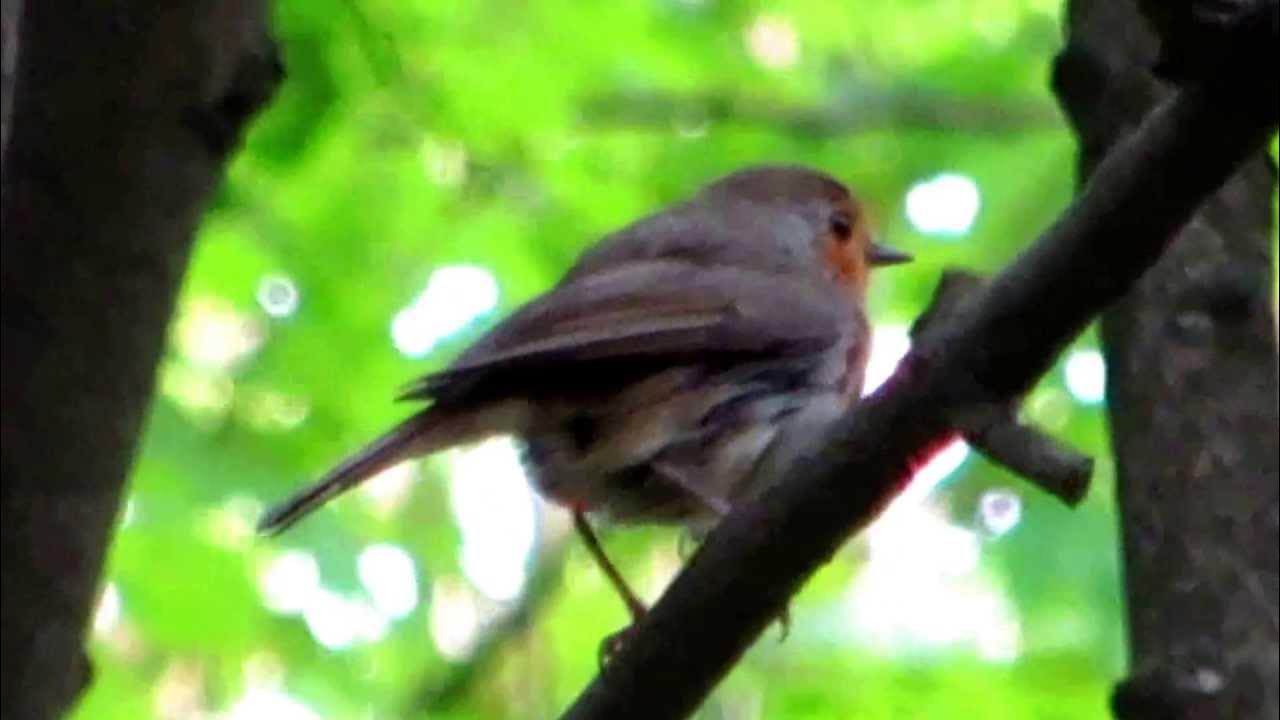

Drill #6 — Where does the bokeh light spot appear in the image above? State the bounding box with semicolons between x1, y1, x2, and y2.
976;605;1023;663
174;297;265;370
870;504;981;578
226;688;321;720
1064;349;1107;404
978;488;1023;537
360;461;418;518
93;582;121;636
905;173;981;237
159;360;235;424
122;497;138;527
301;588;389;650
745;14;800;69
258;550;320;616
850;502;1021;661
203;495;262;549
357;543;419;620
240;389;311;432
391;265;499;358
863;325;912;396
430;578;482;661
152;659;205;719
256;274;300;319
242;651;285;687
260;551;400;650
448;438;537;602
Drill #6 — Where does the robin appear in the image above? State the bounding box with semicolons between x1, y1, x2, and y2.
259;164;911;630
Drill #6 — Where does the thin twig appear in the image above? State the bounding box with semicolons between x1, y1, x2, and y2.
911;270;1093;506
583;84;1060;137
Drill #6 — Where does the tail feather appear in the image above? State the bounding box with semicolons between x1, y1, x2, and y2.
258;415;426;535
258;411;444;535
259;402;525;535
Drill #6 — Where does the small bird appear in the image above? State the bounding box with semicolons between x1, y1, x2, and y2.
259;165;910;627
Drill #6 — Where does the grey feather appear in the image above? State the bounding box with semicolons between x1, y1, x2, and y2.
398;260;853;404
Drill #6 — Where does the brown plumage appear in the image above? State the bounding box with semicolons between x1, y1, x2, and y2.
259;164;910;621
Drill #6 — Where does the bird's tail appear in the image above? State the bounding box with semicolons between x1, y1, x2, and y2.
257;406;494;535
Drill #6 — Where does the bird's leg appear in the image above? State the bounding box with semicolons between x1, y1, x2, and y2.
572;510;646;620
572;510;647;666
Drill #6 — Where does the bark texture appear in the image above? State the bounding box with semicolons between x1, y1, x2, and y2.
1055;2;1279;718
0;2;279;718
1;0;18;163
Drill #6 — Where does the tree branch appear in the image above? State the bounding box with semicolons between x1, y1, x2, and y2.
0;2;280;718
561;7;1277;718
911;270;1094;505
582;84;1060;138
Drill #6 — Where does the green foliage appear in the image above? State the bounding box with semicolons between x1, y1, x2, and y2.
72;0;1254;717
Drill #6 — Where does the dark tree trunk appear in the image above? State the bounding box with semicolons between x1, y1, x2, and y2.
0;2;279;718
1;0;18;162
1055;2;1279;718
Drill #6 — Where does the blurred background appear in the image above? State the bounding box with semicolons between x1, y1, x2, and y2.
72;1;1200;717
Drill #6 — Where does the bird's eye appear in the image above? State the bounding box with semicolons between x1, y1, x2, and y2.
830;212;854;242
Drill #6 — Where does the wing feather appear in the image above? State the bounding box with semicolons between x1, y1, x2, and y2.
399;260;849;404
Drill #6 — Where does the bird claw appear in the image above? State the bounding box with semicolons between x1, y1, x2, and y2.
777;605;792;642
598;623;639;669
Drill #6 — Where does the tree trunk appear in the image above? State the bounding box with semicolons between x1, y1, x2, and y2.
1055;2;1279;718
1;0;19;163
0;2;279;718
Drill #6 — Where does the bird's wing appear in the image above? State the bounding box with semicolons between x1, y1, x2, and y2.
398;260;851;404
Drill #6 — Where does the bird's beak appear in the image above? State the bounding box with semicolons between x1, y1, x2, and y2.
867;241;913;267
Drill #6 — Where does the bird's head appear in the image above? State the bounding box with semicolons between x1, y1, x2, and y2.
698;165;912;294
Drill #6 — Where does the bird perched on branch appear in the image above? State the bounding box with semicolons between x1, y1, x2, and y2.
259;164;910;638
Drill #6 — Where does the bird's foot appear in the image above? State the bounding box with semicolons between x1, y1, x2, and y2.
598;615;644;669
777;604;792;642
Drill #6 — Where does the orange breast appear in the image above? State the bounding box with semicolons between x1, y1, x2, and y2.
822;235;868;292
